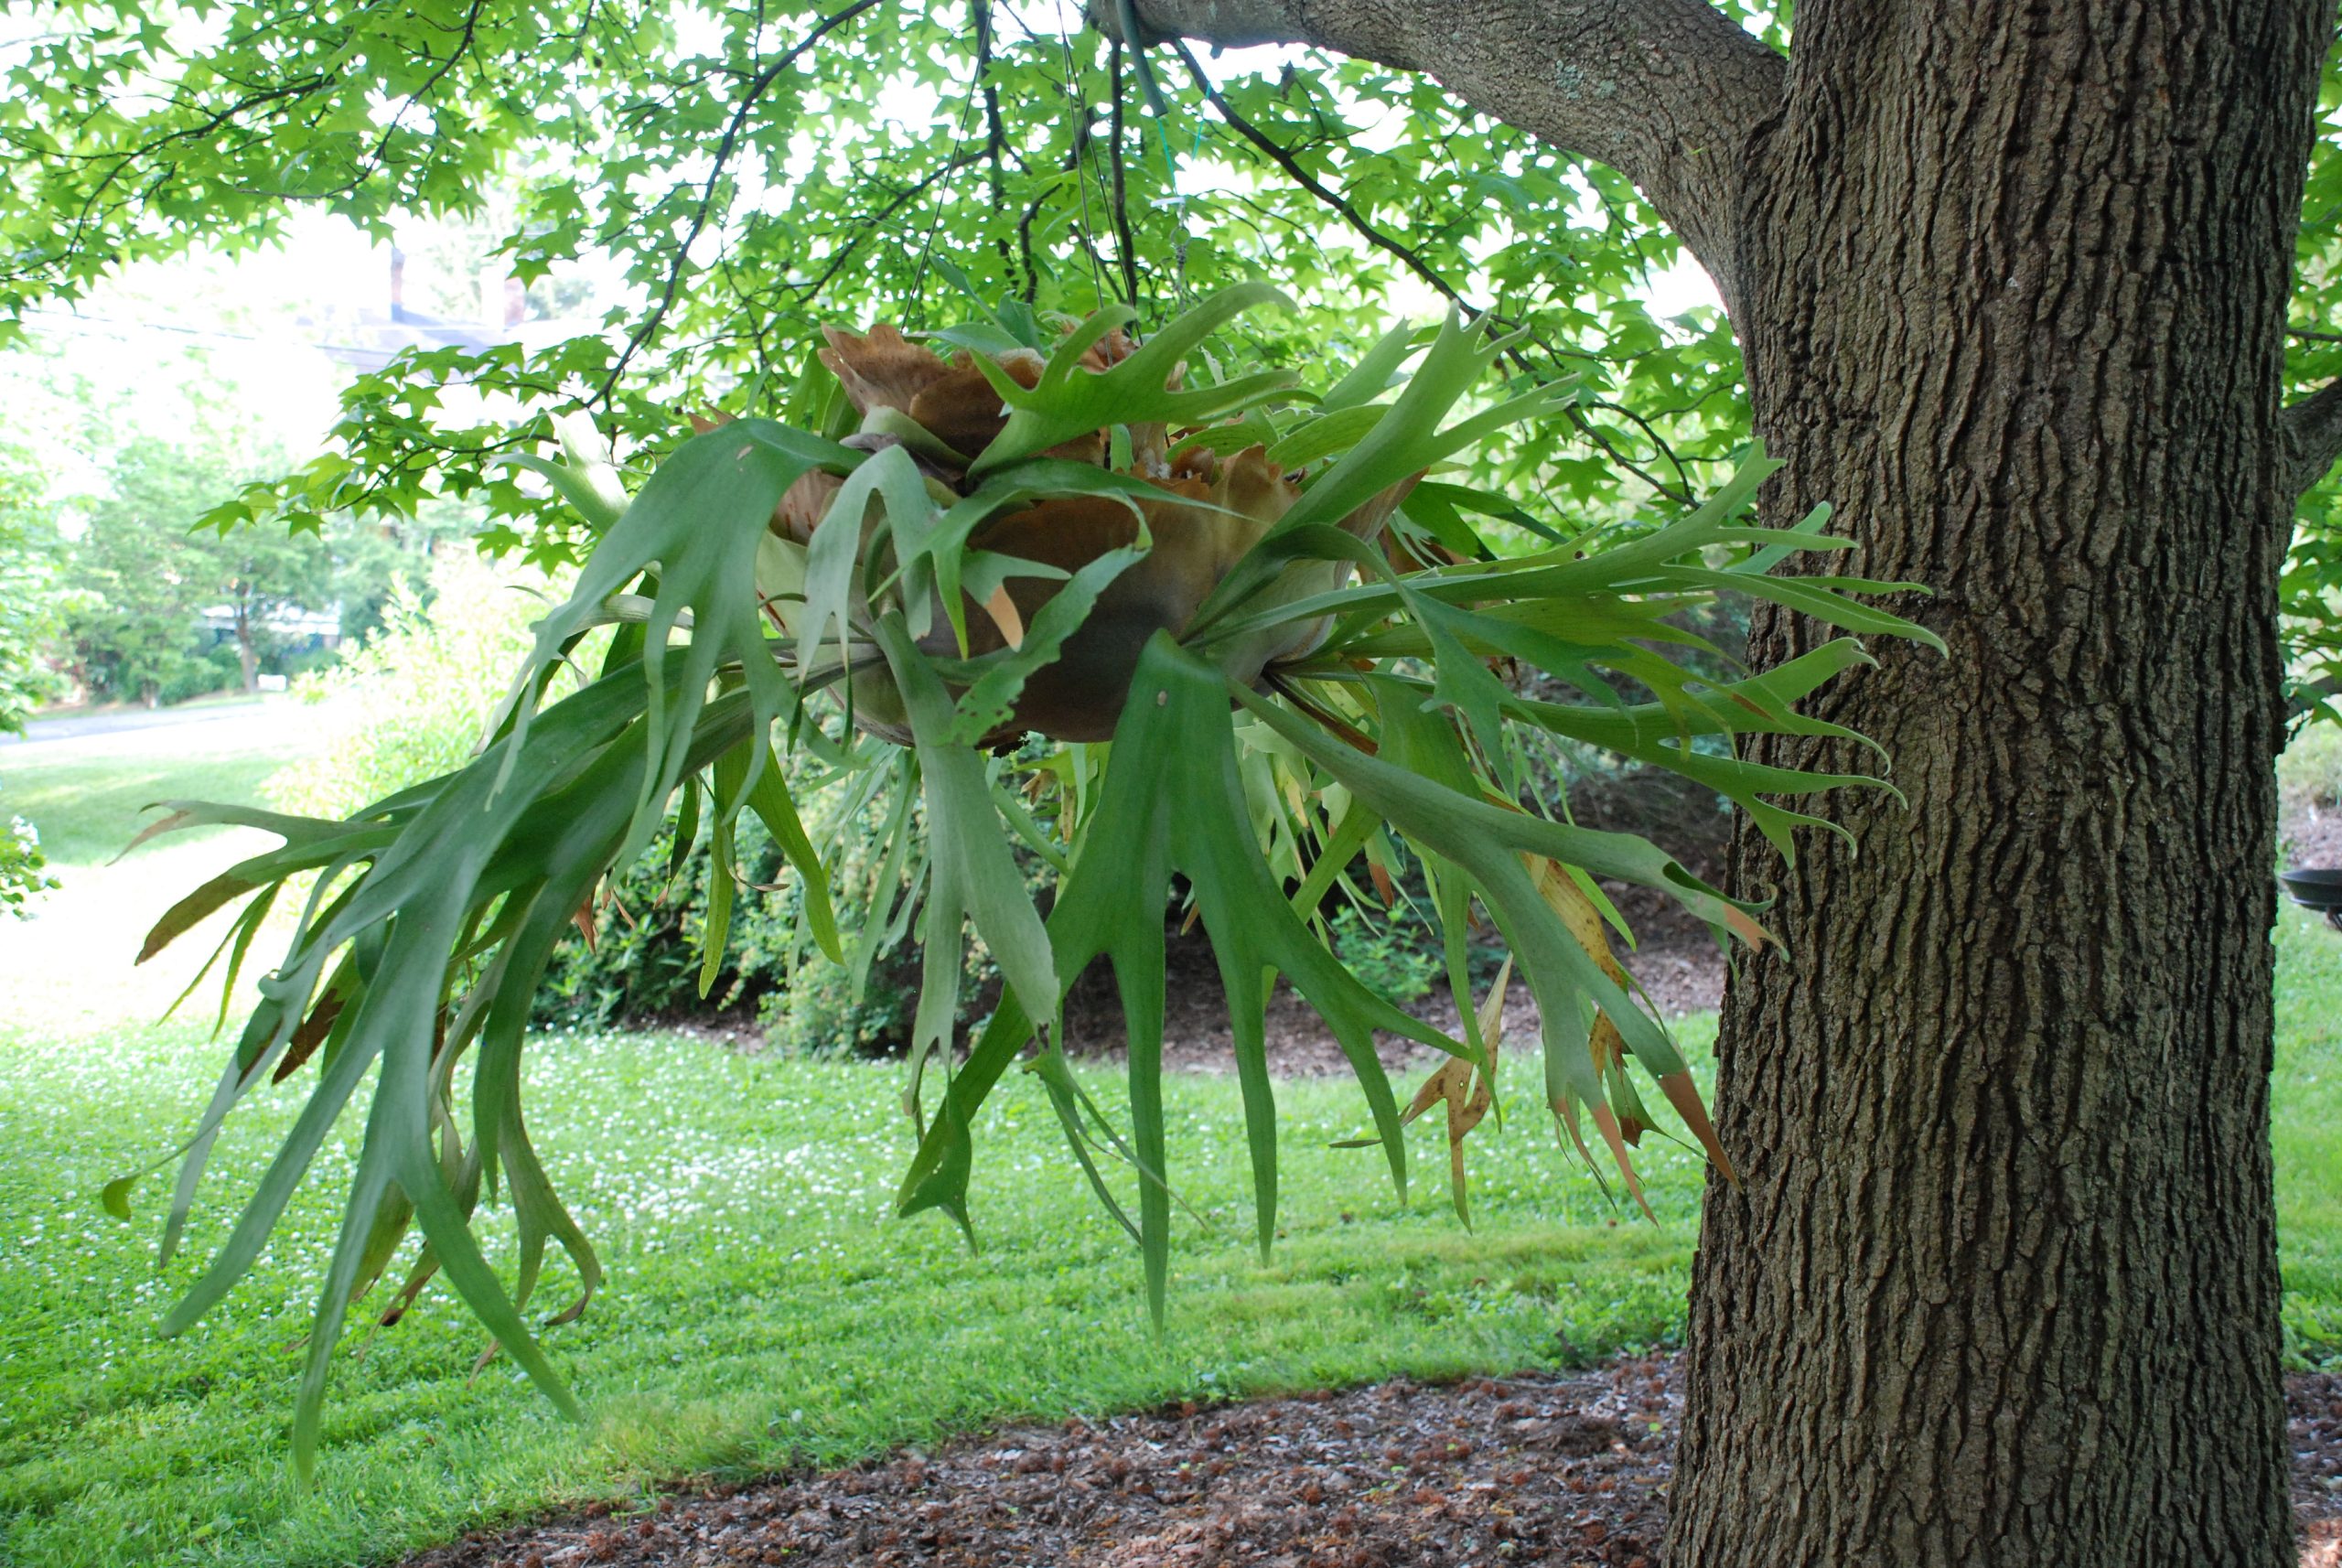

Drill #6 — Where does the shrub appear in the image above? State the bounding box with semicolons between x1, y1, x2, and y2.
538;756;1007;1058
269;548;990;1050
154;643;243;706
531;810;801;1030
0;812;54;917
1327;903;1444;1005
268;553;544;818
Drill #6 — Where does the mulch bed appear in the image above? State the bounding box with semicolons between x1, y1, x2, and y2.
1060;931;1724;1083
2286;801;2342;874
406;1359;2342;1568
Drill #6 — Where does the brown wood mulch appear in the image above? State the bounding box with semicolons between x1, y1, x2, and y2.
404;1359;2342;1568
1060;933;1724;1083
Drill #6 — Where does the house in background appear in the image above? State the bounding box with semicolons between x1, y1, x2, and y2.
195;605;342;656
300;245;596;373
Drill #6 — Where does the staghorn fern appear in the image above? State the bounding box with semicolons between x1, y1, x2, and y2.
117;285;1938;1476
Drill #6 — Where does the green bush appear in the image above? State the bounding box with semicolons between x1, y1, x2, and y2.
268;553;543;818
154;643;243;706
0;813;54;918
273;645;341;682
0;457;61;915
268;548;998;1051
537;759;1004;1058
530;810;800;1029
1328;903;1444;1005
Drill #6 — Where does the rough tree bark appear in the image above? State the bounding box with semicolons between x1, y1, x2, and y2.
1683;5;2326;1563
1107;1;2339;1563
232;602;260;693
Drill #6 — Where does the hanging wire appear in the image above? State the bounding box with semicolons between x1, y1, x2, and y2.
916;2;1203;324
1046;0;1115;311
907;29;987;321
1110;0;1198;308
1105;41;1144;308
1161;91;1202;306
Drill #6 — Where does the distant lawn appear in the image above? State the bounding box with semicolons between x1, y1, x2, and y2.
2277;907;2342;1357
0;703;314;867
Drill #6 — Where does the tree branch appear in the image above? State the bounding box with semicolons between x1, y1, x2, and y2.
593;0;883;404
2284;380;2342;505
1107;41;1145;307
1167;39;1697;503
1091;0;1784;306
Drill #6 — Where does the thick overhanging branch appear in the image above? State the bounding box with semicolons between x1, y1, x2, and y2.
2285;380;2342;505
1091;0;1784;309
1165;38;1698;502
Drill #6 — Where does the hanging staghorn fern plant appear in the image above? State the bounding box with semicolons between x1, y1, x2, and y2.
118;283;1938;1476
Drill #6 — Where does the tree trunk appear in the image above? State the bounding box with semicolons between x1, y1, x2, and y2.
1112;0;2336;1556
233;608;258;693
1670;5;2327;1563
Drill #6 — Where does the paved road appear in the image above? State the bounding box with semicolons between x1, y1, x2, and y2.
1;699;275;745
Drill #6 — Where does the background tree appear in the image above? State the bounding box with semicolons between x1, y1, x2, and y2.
2;2;2338;1563
0;442;67;912
61;435;337;702
56;441;459;705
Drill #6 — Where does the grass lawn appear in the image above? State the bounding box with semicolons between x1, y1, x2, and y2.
2276;907;2342;1357
0;703;328;1036
0;1020;1706;1568
1;717;2339;1567
1;702;310;866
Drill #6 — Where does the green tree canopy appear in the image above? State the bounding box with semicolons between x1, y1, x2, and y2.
0;3;1763;546
7;5;2331;686
62;434;340;702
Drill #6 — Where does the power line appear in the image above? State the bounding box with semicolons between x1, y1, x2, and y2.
14;306;530;366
